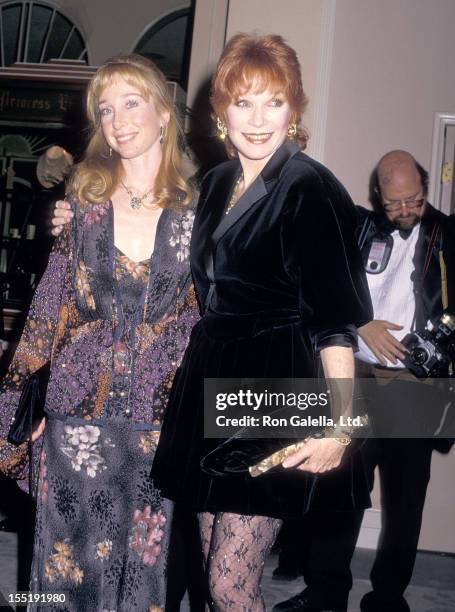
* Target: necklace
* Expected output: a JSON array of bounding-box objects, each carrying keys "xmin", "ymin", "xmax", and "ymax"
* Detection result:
[
  {"xmin": 121, "ymin": 180, "xmax": 154, "ymax": 210},
  {"xmin": 225, "ymin": 173, "xmax": 244, "ymax": 215}
]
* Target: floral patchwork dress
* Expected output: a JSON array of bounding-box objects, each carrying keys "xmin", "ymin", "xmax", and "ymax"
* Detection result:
[{"xmin": 0, "ymin": 198, "xmax": 198, "ymax": 612}]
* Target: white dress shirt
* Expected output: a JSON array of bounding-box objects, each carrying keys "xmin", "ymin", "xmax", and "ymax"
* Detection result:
[{"xmin": 357, "ymin": 223, "xmax": 420, "ymax": 368}]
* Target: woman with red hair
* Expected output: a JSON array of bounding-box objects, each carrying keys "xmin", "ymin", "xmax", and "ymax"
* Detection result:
[{"xmin": 151, "ymin": 33, "xmax": 372, "ymax": 609}]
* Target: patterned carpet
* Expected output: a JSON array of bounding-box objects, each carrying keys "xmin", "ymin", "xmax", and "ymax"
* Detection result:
[
  {"xmin": 260, "ymin": 548, "xmax": 455, "ymax": 612},
  {"xmin": 1, "ymin": 530, "xmax": 455, "ymax": 611}
]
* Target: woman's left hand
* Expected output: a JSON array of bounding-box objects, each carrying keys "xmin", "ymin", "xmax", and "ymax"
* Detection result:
[
  {"xmin": 281, "ymin": 437, "xmax": 347, "ymax": 473},
  {"xmin": 31, "ymin": 417, "xmax": 46, "ymax": 442}
]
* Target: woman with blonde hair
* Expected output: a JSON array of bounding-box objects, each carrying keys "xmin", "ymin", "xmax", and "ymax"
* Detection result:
[
  {"xmin": 0, "ymin": 54, "xmax": 198, "ymax": 610},
  {"xmin": 151, "ymin": 33, "xmax": 372, "ymax": 610}
]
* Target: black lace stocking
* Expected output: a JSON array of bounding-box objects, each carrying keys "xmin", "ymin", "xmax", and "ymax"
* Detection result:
[{"xmin": 198, "ymin": 511, "xmax": 282, "ymax": 611}]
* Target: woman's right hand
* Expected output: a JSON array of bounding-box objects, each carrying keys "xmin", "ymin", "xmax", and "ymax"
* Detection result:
[
  {"xmin": 51, "ymin": 200, "xmax": 73, "ymax": 236},
  {"xmin": 282, "ymin": 437, "xmax": 346, "ymax": 473}
]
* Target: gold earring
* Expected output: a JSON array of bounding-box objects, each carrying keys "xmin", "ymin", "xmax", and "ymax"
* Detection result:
[
  {"xmin": 109, "ymin": 146, "xmax": 113, "ymax": 157},
  {"xmin": 216, "ymin": 117, "xmax": 228, "ymax": 141},
  {"xmin": 287, "ymin": 123, "xmax": 297, "ymax": 138},
  {"xmin": 159, "ymin": 125, "xmax": 166, "ymax": 144}
]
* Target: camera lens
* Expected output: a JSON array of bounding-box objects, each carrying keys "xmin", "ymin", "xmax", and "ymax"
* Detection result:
[{"xmin": 410, "ymin": 347, "xmax": 428, "ymax": 366}]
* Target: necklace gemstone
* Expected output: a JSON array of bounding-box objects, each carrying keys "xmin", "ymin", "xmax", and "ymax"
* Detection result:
[
  {"xmin": 225, "ymin": 173, "xmax": 243, "ymax": 215},
  {"xmin": 120, "ymin": 180, "xmax": 154, "ymax": 210}
]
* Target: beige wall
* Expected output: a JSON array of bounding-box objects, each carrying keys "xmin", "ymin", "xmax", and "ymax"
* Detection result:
[
  {"xmin": 51, "ymin": 0, "xmax": 188, "ymax": 64},
  {"xmin": 186, "ymin": 0, "xmax": 229, "ymax": 109},
  {"xmin": 325, "ymin": 0, "xmax": 455, "ymax": 205}
]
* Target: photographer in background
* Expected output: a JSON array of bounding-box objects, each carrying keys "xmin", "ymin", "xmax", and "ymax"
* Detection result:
[{"xmin": 354, "ymin": 150, "xmax": 455, "ymax": 612}]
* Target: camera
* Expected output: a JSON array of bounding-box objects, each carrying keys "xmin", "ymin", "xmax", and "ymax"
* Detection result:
[{"xmin": 401, "ymin": 313, "xmax": 455, "ymax": 378}]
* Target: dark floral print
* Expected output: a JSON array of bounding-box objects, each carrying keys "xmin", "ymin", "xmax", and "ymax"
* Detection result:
[
  {"xmin": 129, "ymin": 506, "xmax": 167, "ymax": 567},
  {"xmin": 0, "ymin": 198, "xmax": 199, "ymax": 486},
  {"xmin": 138, "ymin": 431, "xmax": 160, "ymax": 454},
  {"xmin": 1, "ymin": 196, "xmax": 198, "ymax": 610},
  {"xmin": 44, "ymin": 540, "xmax": 84, "ymax": 585},
  {"xmin": 51, "ymin": 475, "xmax": 79, "ymax": 522},
  {"xmin": 60, "ymin": 424, "xmax": 114, "ymax": 477},
  {"xmin": 29, "ymin": 415, "xmax": 173, "ymax": 610},
  {"xmin": 83, "ymin": 200, "xmax": 110, "ymax": 226},
  {"xmin": 116, "ymin": 253, "xmax": 149, "ymax": 281}
]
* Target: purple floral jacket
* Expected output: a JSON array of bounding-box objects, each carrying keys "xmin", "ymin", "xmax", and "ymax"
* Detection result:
[{"xmin": 0, "ymin": 197, "xmax": 199, "ymax": 484}]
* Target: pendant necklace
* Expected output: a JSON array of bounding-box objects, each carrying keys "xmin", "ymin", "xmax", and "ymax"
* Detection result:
[
  {"xmin": 121, "ymin": 180, "xmax": 154, "ymax": 210},
  {"xmin": 225, "ymin": 173, "xmax": 244, "ymax": 215}
]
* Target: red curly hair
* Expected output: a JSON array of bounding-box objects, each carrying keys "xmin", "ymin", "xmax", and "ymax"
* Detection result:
[{"xmin": 210, "ymin": 33, "xmax": 308, "ymax": 156}]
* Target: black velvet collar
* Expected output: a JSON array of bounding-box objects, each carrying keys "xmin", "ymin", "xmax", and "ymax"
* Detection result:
[
  {"xmin": 212, "ymin": 139, "xmax": 300, "ymax": 246},
  {"xmin": 261, "ymin": 139, "xmax": 301, "ymax": 184}
]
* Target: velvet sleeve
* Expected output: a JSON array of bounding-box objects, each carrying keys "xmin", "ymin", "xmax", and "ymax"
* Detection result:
[
  {"xmin": 0, "ymin": 225, "xmax": 72, "ymax": 482},
  {"xmin": 292, "ymin": 166, "xmax": 373, "ymax": 353}
]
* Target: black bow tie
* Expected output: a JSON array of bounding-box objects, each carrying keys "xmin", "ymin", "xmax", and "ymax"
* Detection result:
[{"xmin": 398, "ymin": 229, "xmax": 413, "ymax": 240}]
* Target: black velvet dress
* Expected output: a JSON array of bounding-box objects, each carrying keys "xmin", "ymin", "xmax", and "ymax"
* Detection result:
[{"xmin": 152, "ymin": 141, "xmax": 373, "ymax": 519}]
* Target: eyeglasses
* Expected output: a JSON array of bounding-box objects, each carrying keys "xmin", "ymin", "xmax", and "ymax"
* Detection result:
[{"xmin": 382, "ymin": 197, "xmax": 425, "ymax": 212}]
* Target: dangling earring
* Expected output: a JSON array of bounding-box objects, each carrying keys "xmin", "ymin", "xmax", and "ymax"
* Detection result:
[
  {"xmin": 216, "ymin": 117, "xmax": 228, "ymax": 141},
  {"xmin": 287, "ymin": 123, "xmax": 297, "ymax": 138},
  {"xmin": 159, "ymin": 125, "xmax": 166, "ymax": 145},
  {"xmin": 109, "ymin": 146, "xmax": 113, "ymax": 157}
]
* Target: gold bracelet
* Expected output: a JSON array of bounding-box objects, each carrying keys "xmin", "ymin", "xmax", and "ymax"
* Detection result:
[
  {"xmin": 332, "ymin": 437, "xmax": 352, "ymax": 446},
  {"xmin": 322, "ymin": 426, "xmax": 352, "ymax": 445}
]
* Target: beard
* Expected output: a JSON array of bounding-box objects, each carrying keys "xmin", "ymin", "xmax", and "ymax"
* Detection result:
[{"xmin": 391, "ymin": 214, "xmax": 420, "ymax": 230}]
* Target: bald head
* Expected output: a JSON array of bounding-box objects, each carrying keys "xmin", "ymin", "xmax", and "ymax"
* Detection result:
[
  {"xmin": 377, "ymin": 150, "xmax": 421, "ymax": 191},
  {"xmin": 375, "ymin": 150, "xmax": 427, "ymax": 229}
]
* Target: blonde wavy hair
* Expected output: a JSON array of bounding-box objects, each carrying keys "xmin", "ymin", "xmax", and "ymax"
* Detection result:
[{"xmin": 69, "ymin": 53, "xmax": 193, "ymax": 208}]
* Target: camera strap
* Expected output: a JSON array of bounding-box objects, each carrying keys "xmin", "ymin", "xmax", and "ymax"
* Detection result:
[
  {"xmin": 422, "ymin": 223, "xmax": 439, "ymax": 281},
  {"xmin": 420, "ymin": 222, "xmax": 449, "ymax": 313},
  {"xmin": 438, "ymin": 242, "xmax": 448, "ymax": 311},
  {"xmin": 410, "ymin": 224, "xmax": 440, "ymax": 335},
  {"xmin": 437, "ymin": 234, "xmax": 452, "ymax": 375},
  {"xmin": 421, "ymin": 225, "xmax": 452, "ymax": 375}
]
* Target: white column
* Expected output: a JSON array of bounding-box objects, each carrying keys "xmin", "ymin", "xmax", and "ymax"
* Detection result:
[{"xmin": 186, "ymin": 0, "xmax": 229, "ymax": 112}]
